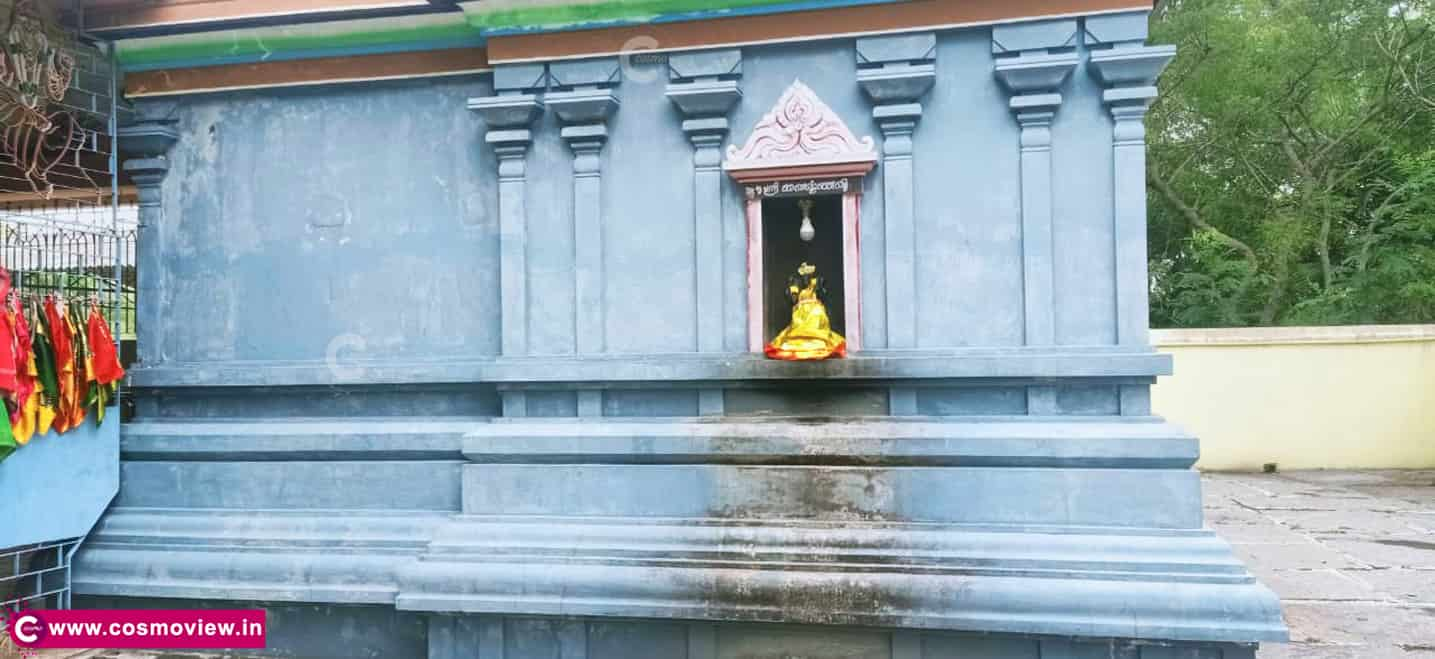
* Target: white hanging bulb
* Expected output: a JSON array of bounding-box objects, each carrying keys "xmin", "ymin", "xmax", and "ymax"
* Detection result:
[{"xmin": 798, "ymin": 199, "xmax": 816, "ymax": 242}]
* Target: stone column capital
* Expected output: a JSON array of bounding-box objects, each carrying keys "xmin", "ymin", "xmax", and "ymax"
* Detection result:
[
  {"xmin": 1088, "ymin": 45, "xmax": 1175, "ymax": 135},
  {"xmin": 119, "ymin": 122, "xmax": 179, "ymax": 197},
  {"xmin": 991, "ymin": 18, "xmax": 1080, "ymax": 121},
  {"xmin": 548, "ymin": 88, "xmax": 620, "ymax": 165},
  {"xmin": 122, "ymin": 157, "xmax": 171, "ymax": 184},
  {"xmin": 994, "ymin": 53, "xmax": 1079, "ymax": 104},
  {"xmin": 469, "ymin": 94, "xmax": 545, "ymax": 130},
  {"xmin": 666, "ymin": 52, "xmax": 742, "ymax": 161},
  {"xmin": 857, "ymin": 31, "xmax": 936, "ymax": 142},
  {"xmin": 1081, "ymin": 11, "xmax": 1176, "ymax": 114},
  {"xmin": 559, "ymin": 124, "xmax": 609, "ymax": 175},
  {"xmin": 472, "ymin": 92, "xmax": 545, "ymax": 180},
  {"xmin": 667, "ymin": 78, "xmax": 739, "ymax": 168},
  {"xmin": 118, "ymin": 122, "xmax": 179, "ymax": 160},
  {"xmin": 1089, "ymin": 45, "xmax": 1175, "ymax": 147},
  {"xmin": 1088, "ymin": 46, "xmax": 1177, "ymax": 92},
  {"xmin": 666, "ymin": 79, "xmax": 741, "ymax": 127}
]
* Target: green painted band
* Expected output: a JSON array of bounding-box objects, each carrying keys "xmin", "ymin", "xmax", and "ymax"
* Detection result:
[
  {"xmin": 118, "ymin": 22, "xmax": 480, "ymax": 68},
  {"xmin": 465, "ymin": 0, "xmax": 806, "ymax": 31}
]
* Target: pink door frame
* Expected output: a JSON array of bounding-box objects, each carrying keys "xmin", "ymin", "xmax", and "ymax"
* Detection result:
[{"xmin": 736, "ymin": 166, "xmax": 871, "ymax": 353}]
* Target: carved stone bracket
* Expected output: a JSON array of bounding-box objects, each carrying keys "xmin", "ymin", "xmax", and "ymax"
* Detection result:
[
  {"xmin": 856, "ymin": 32, "xmax": 936, "ymax": 105},
  {"xmin": 667, "ymin": 48, "xmax": 743, "ymax": 126},
  {"xmin": 992, "ymin": 18, "xmax": 1080, "ymax": 118},
  {"xmin": 119, "ymin": 123, "xmax": 179, "ymax": 208},
  {"xmin": 547, "ymin": 90, "xmax": 619, "ymax": 170}
]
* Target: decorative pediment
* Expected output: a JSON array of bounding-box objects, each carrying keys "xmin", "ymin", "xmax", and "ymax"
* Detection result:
[{"xmin": 724, "ymin": 80, "xmax": 877, "ymax": 180}]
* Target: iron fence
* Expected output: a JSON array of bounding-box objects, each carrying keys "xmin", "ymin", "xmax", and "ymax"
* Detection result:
[
  {"xmin": 0, "ymin": 539, "xmax": 80, "ymax": 612},
  {"xmin": 0, "ymin": 213, "xmax": 137, "ymax": 339}
]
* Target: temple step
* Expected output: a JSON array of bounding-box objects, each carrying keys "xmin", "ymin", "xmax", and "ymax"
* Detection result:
[
  {"xmin": 464, "ymin": 417, "xmax": 1198, "ymax": 468},
  {"xmin": 123, "ymin": 417, "xmax": 487, "ymax": 461},
  {"xmin": 396, "ymin": 516, "xmax": 1287, "ymax": 644},
  {"xmin": 75, "ymin": 508, "xmax": 449, "ymax": 605},
  {"xmin": 116, "ymin": 417, "xmax": 475, "ymax": 511}
]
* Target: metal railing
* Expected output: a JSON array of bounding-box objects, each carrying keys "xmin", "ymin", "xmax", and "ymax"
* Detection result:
[
  {"xmin": 0, "ymin": 213, "xmax": 137, "ymax": 339},
  {"xmin": 0, "ymin": 539, "xmax": 81, "ymax": 611}
]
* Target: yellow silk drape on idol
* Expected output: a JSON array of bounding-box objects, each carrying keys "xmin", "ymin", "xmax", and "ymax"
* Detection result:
[{"xmin": 765, "ymin": 268, "xmax": 846, "ymax": 361}]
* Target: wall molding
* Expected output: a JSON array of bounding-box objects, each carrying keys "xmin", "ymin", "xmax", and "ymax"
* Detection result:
[
  {"xmin": 126, "ymin": 349, "xmax": 1173, "ymax": 389},
  {"xmin": 125, "ymin": 48, "xmax": 490, "ymax": 97}
]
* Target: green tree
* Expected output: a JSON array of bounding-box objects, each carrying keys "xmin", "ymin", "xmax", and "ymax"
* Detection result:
[{"xmin": 1148, "ymin": 0, "xmax": 1435, "ymax": 327}]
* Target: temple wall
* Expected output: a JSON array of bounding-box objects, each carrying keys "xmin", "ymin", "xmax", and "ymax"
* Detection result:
[
  {"xmin": 146, "ymin": 23, "xmax": 1121, "ymax": 368},
  {"xmin": 70, "ymin": 10, "xmax": 1288, "ymax": 658},
  {"xmin": 154, "ymin": 77, "xmax": 500, "ymax": 364}
]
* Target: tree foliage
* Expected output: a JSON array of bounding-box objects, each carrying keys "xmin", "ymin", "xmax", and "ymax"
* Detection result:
[{"xmin": 1148, "ymin": 0, "xmax": 1435, "ymax": 327}]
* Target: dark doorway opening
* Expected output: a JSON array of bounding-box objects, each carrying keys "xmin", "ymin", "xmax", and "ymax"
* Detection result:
[{"xmin": 761, "ymin": 194, "xmax": 845, "ymax": 344}]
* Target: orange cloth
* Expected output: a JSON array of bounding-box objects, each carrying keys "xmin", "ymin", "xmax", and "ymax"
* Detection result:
[
  {"xmin": 44, "ymin": 297, "xmax": 75, "ymax": 433},
  {"xmin": 88, "ymin": 305, "xmax": 124, "ymax": 385},
  {"xmin": 60, "ymin": 307, "xmax": 86, "ymax": 431}
]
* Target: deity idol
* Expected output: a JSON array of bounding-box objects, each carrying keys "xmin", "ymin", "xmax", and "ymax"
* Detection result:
[{"xmin": 765, "ymin": 262, "xmax": 846, "ymax": 361}]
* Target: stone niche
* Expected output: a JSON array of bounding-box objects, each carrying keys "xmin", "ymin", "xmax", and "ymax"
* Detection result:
[{"xmin": 723, "ymin": 79, "xmax": 874, "ymax": 352}]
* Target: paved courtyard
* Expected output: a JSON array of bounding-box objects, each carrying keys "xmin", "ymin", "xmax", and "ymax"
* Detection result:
[
  {"xmin": 9, "ymin": 471, "xmax": 1435, "ymax": 659},
  {"xmin": 1205, "ymin": 470, "xmax": 1435, "ymax": 658}
]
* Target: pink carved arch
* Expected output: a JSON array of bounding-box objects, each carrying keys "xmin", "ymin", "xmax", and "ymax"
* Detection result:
[{"xmin": 724, "ymin": 79, "xmax": 877, "ymax": 175}]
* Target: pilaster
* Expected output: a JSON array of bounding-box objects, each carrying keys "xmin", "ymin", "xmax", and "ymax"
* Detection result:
[
  {"xmin": 858, "ymin": 34, "xmax": 935, "ymax": 418},
  {"xmin": 118, "ymin": 122, "xmax": 179, "ymax": 374},
  {"xmin": 857, "ymin": 33, "xmax": 935, "ymax": 353},
  {"xmin": 547, "ymin": 58, "xmax": 620, "ymax": 417},
  {"xmin": 993, "ymin": 20, "xmax": 1080, "ymax": 350},
  {"xmin": 668, "ymin": 49, "xmax": 742, "ymax": 417},
  {"xmin": 1086, "ymin": 13, "xmax": 1176, "ymax": 349},
  {"xmin": 470, "ymin": 64, "xmax": 547, "ymax": 417}
]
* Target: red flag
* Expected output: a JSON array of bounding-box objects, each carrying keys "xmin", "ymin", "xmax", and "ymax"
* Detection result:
[{"xmin": 88, "ymin": 305, "xmax": 125, "ymax": 385}]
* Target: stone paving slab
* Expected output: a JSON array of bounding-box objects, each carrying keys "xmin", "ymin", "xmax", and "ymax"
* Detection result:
[
  {"xmin": 1204, "ymin": 470, "xmax": 1435, "ymax": 659},
  {"xmin": 1262, "ymin": 509, "xmax": 1435, "ymax": 537}
]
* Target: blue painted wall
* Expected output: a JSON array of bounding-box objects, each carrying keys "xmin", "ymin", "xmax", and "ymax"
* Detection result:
[
  {"xmin": 73, "ymin": 13, "xmax": 1289, "ymax": 659},
  {"xmin": 0, "ymin": 414, "xmax": 119, "ymax": 549},
  {"xmin": 154, "ymin": 78, "xmax": 499, "ymax": 364},
  {"xmin": 145, "ymin": 26, "xmax": 1120, "ymax": 366}
]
